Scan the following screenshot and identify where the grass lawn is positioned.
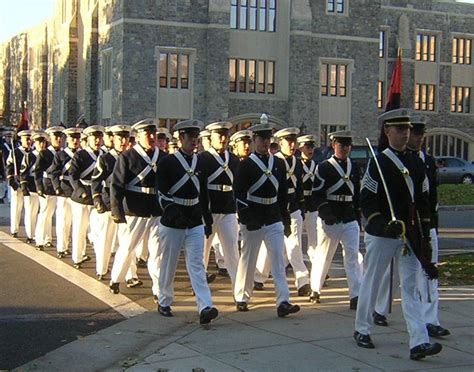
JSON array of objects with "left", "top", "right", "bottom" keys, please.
[
  {"left": 439, "top": 253, "right": 474, "bottom": 286},
  {"left": 438, "top": 184, "right": 474, "bottom": 206}
]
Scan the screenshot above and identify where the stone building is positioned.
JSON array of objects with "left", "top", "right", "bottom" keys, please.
[{"left": 1, "top": 0, "right": 473, "bottom": 160}]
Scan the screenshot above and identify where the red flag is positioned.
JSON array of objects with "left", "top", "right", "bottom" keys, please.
[
  {"left": 17, "top": 107, "right": 29, "bottom": 132},
  {"left": 385, "top": 52, "right": 402, "bottom": 111}
]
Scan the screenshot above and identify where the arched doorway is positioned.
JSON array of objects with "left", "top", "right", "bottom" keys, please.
[{"left": 228, "top": 113, "right": 287, "bottom": 133}]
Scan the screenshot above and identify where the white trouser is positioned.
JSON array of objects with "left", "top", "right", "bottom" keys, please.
[
  {"left": 135, "top": 240, "right": 148, "bottom": 261},
  {"left": 10, "top": 187, "right": 24, "bottom": 234},
  {"left": 255, "top": 211, "right": 309, "bottom": 289},
  {"left": 311, "top": 218, "right": 362, "bottom": 298},
  {"left": 35, "top": 195, "right": 57, "bottom": 245},
  {"left": 93, "top": 211, "right": 117, "bottom": 276},
  {"left": 213, "top": 240, "right": 226, "bottom": 269},
  {"left": 234, "top": 222, "right": 290, "bottom": 306},
  {"left": 304, "top": 210, "right": 318, "bottom": 258},
  {"left": 204, "top": 213, "right": 240, "bottom": 287},
  {"left": 374, "top": 255, "right": 401, "bottom": 316},
  {"left": 111, "top": 216, "right": 160, "bottom": 295},
  {"left": 355, "top": 233, "right": 429, "bottom": 349},
  {"left": 71, "top": 201, "right": 92, "bottom": 264},
  {"left": 23, "top": 193, "right": 40, "bottom": 240},
  {"left": 158, "top": 224, "right": 213, "bottom": 313},
  {"left": 56, "top": 196, "right": 73, "bottom": 253},
  {"left": 88, "top": 209, "right": 102, "bottom": 247}
]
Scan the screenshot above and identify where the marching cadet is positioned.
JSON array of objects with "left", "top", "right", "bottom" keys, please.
[
  {"left": 19, "top": 131, "right": 45, "bottom": 244},
  {"left": 199, "top": 129, "right": 211, "bottom": 152},
  {"left": 34, "top": 126, "right": 64, "bottom": 249},
  {"left": 254, "top": 127, "right": 311, "bottom": 296},
  {"left": 168, "top": 138, "right": 179, "bottom": 154},
  {"left": 230, "top": 129, "right": 253, "bottom": 160},
  {"left": 50, "top": 127, "right": 83, "bottom": 257},
  {"left": 310, "top": 131, "right": 362, "bottom": 308},
  {"left": 101, "top": 127, "right": 113, "bottom": 152},
  {"left": 109, "top": 120, "right": 165, "bottom": 298},
  {"left": 91, "top": 124, "right": 132, "bottom": 281},
  {"left": 233, "top": 119, "right": 300, "bottom": 317},
  {"left": 156, "top": 119, "right": 218, "bottom": 324},
  {"left": 199, "top": 121, "right": 240, "bottom": 288},
  {"left": 297, "top": 134, "right": 319, "bottom": 271},
  {"left": 6, "top": 130, "right": 30, "bottom": 237},
  {"left": 156, "top": 128, "right": 171, "bottom": 153},
  {"left": 354, "top": 109, "right": 441, "bottom": 361},
  {"left": 69, "top": 125, "right": 105, "bottom": 268}
]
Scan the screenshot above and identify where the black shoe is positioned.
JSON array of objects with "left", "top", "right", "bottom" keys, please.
[
  {"left": 26, "top": 238, "right": 34, "bottom": 244},
  {"left": 373, "top": 311, "right": 388, "bottom": 327},
  {"left": 11, "top": 232, "right": 18, "bottom": 238},
  {"left": 137, "top": 258, "right": 147, "bottom": 268},
  {"left": 199, "top": 307, "right": 218, "bottom": 324},
  {"left": 277, "top": 301, "right": 300, "bottom": 317},
  {"left": 57, "top": 252, "right": 66, "bottom": 259},
  {"left": 64, "top": 250, "right": 71, "bottom": 256},
  {"left": 109, "top": 282, "right": 120, "bottom": 294},
  {"left": 96, "top": 273, "right": 106, "bottom": 281},
  {"left": 218, "top": 268, "right": 229, "bottom": 277},
  {"left": 426, "top": 324, "right": 451, "bottom": 338},
  {"left": 297, "top": 283, "right": 311, "bottom": 296},
  {"left": 158, "top": 305, "right": 173, "bottom": 317},
  {"left": 126, "top": 278, "right": 143, "bottom": 288},
  {"left": 73, "top": 263, "right": 82, "bottom": 269},
  {"left": 410, "top": 342, "right": 442, "bottom": 360},
  {"left": 206, "top": 272, "right": 216, "bottom": 283},
  {"left": 236, "top": 302, "right": 249, "bottom": 312},
  {"left": 309, "top": 291, "right": 320, "bottom": 304},
  {"left": 36, "top": 245, "right": 44, "bottom": 251},
  {"left": 82, "top": 255, "right": 91, "bottom": 262},
  {"left": 253, "top": 281, "right": 264, "bottom": 291},
  {"left": 349, "top": 296, "right": 358, "bottom": 310},
  {"left": 353, "top": 331, "right": 375, "bottom": 349},
  {"left": 45, "top": 242, "right": 54, "bottom": 248}
]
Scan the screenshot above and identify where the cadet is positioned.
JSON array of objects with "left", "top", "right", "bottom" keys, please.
[
  {"left": 354, "top": 109, "right": 441, "bottom": 361},
  {"left": 109, "top": 120, "right": 165, "bottom": 298},
  {"left": 6, "top": 130, "right": 30, "bottom": 237},
  {"left": 50, "top": 127, "right": 83, "bottom": 257},
  {"left": 2, "top": 129, "right": 15, "bottom": 203},
  {"left": 310, "top": 131, "right": 362, "bottom": 309},
  {"left": 34, "top": 126, "right": 64, "bottom": 249},
  {"left": 157, "top": 119, "right": 218, "bottom": 324},
  {"left": 233, "top": 119, "right": 300, "bottom": 317},
  {"left": 199, "top": 121, "right": 241, "bottom": 288},
  {"left": 91, "top": 124, "right": 132, "bottom": 281},
  {"left": 199, "top": 129, "right": 211, "bottom": 152},
  {"left": 156, "top": 128, "right": 172, "bottom": 153},
  {"left": 230, "top": 130, "right": 253, "bottom": 160},
  {"left": 69, "top": 125, "right": 105, "bottom": 268},
  {"left": 20, "top": 131, "right": 45, "bottom": 244},
  {"left": 297, "top": 135, "right": 319, "bottom": 268}
]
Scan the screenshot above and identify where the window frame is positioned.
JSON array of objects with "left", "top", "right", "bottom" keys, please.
[
  {"left": 415, "top": 32, "right": 437, "bottom": 62},
  {"left": 157, "top": 50, "right": 191, "bottom": 90},
  {"left": 452, "top": 35, "right": 473, "bottom": 65},
  {"left": 451, "top": 86, "right": 471, "bottom": 114},
  {"left": 414, "top": 83, "right": 436, "bottom": 112},
  {"left": 101, "top": 49, "right": 113, "bottom": 92},
  {"left": 327, "top": 0, "right": 347, "bottom": 15},
  {"left": 320, "top": 62, "right": 348, "bottom": 98},
  {"left": 230, "top": 0, "right": 276, "bottom": 32},
  {"left": 229, "top": 57, "right": 276, "bottom": 95}
]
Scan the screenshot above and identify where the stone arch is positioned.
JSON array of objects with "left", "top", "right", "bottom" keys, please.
[{"left": 425, "top": 127, "right": 474, "bottom": 160}]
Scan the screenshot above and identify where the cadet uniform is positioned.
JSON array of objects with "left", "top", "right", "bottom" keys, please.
[
  {"left": 310, "top": 131, "right": 362, "bottom": 308},
  {"left": 199, "top": 121, "right": 240, "bottom": 287},
  {"left": 34, "top": 126, "right": 64, "bottom": 249},
  {"left": 2, "top": 131, "right": 15, "bottom": 202},
  {"left": 157, "top": 119, "right": 218, "bottom": 324},
  {"left": 233, "top": 119, "right": 300, "bottom": 317},
  {"left": 6, "top": 131, "right": 30, "bottom": 237},
  {"left": 109, "top": 120, "right": 165, "bottom": 297},
  {"left": 69, "top": 125, "right": 105, "bottom": 267},
  {"left": 354, "top": 109, "right": 441, "bottom": 360},
  {"left": 50, "top": 128, "right": 83, "bottom": 257}
]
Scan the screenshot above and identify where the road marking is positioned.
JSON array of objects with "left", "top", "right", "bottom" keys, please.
[{"left": 0, "top": 231, "right": 148, "bottom": 318}]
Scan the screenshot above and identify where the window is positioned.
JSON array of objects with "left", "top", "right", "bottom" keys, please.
[
  {"left": 159, "top": 52, "right": 190, "bottom": 89},
  {"left": 229, "top": 58, "right": 275, "bottom": 94},
  {"left": 101, "top": 50, "right": 112, "bottom": 91},
  {"left": 230, "top": 0, "right": 276, "bottom": 32},
  {"left": 452, "top": 37, "right": 472, "bottom": 65},
  {"left": 377, "top": 81, "right": 384, "bottom": 109},
  {"left": 321, "top": 63, "right": 347, "bottom": 97},
  {"left": 451, "top": 86, "right": 471, "bottom": 113},
  {"left": 327, "top": 0, "right": 345, "bottom": 14},
  {"left": 379, "top": 31, "right": 385, "bottom": 58},
  {"left": 416, "top": 34, "right": 436, "bottom": 62},
  {"left": 414, "top": 83, "right": 436, "bottom": 111},
  {"left": 426, "top": 134, "right": 469, "bottom": 160}
]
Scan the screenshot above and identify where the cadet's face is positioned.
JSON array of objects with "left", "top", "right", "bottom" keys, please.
[
  {"left": 236, "top": 138, "right": 251, "bottom": 158},
  {"left": 300, "top": 144, "right": 315, "bottom": 159},
  {"left": 280, "top": 137, "right": 296, "bottom": 155},
  {"left": 200, "top": 136, "right": 211, "bottom": 151},
  {"left": 113, "top": 134, "right": 129, "bottom": 152},
  {"left": 103, "top": 133, "right": 113, "bottom": 148},
  {"left": 180, "top": 131, "right": 199, "bottom": 154},
  {"left": 20, "top": 136, "right": 31, "bottom": 148},
  {"left": 156, "top": 135, "right": 168, "bottom": 151},
  {"left": 385, "top": 125, "right": 410, "bottom": 151},
  {"left": 35, "top": 139, "right": 47, "bottom": 151},
  {"left": 137, "top": 130, "right": 156, "bottom": 150},
  {"left": 408, "top": 130, "right": 425, "bottom": 151},
  {"left": 67, "top": 135, "right": 81, "bottom": 149},
  {"left": 50, "top": 133, "right": 63, "bottom": 148},
  {"left": 87, "top": 133, "right": 103, "bottom": 151},
  {"left": 254, "top": 135, "right": 270, "bottom": 154},
  {"left": 210, "top": 131, "right": 229, "bottom": 152},
  {"left": 332, "top": 141, "right": 351, "bottom": 160}
]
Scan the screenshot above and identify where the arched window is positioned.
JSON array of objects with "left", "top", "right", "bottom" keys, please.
[{"left": 425, "top": 132, "right": 470, "bottom": 160}]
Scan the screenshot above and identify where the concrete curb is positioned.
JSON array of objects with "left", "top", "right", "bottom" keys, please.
[{"left": 439, "top": 204, "right": 474, "bottom": 211}]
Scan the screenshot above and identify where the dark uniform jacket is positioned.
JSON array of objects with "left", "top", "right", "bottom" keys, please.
[
  {"left": 91, "top": 149, "right": 120, "bottom": 211},
  {"left": 111, "top": 145, "right": 165, "bottom": 218},
  {"left": 198, "top": 148, "right": 239, "bottom": 214},
  {"left": 300, "top": 158, "right": 318, "bottom": 213},
  {"left": 234, "top": 152, "right": 289, "bottom": 229},
  {"left": 50, "top": 147, "right": 77, "bottom": 197},
  {"left": 6, "top": 147, "right": 28, "bottom": 189},
  {"left": 19, "top": 150, "right": 38, "bottom": 193},
  {"left": 69, "top": 147, "right": 103, "bottom": 205},
  {"left": 275, "top": 152, "right": 305, "bottom": 214},
  {"left": 157, "top": 149, "right": 211, "bottom": 229},
  {"left": 34, "top": 146, "right": 58, "bottom": 195},
  {"left": 313, "top": 155, "right": 360, "bottom": 224}
]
